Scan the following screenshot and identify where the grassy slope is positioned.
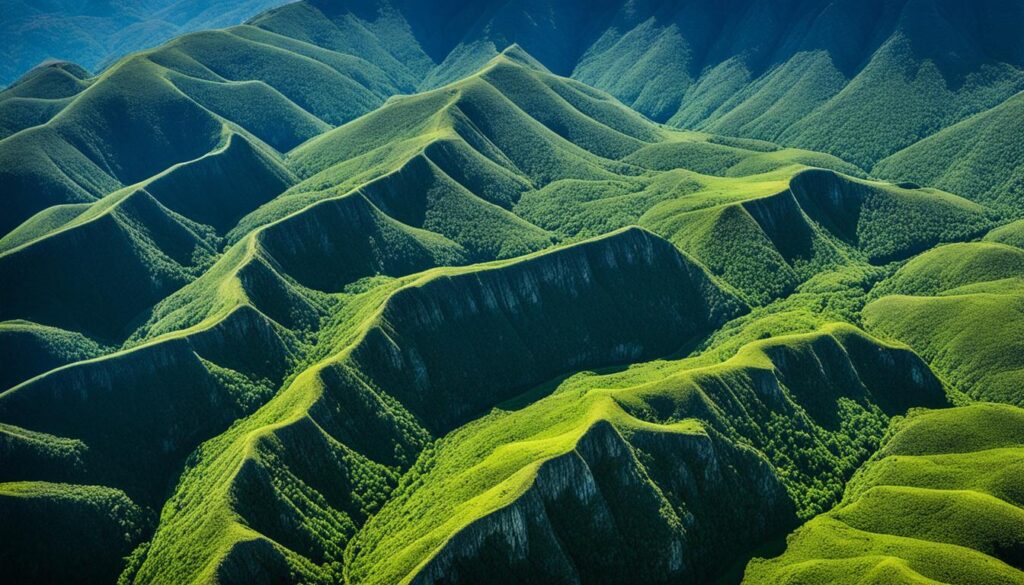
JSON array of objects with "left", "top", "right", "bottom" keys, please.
[
  {"left": 874, "top": 91, "right": 1024, "bottom": 216},
  {"left": 985, "top": 220, "right": 1024, "bottom": 249},
  {"left": 0, "top": 17, "right": 426, "bottom": 237},
  {"left": 0, "top": 35, "right": 1013, "bottom": 585},
  {"left": 864, "top": 242, "right": 1024, "bottom": 406},
  {"left": 788, "top": 169, "right": 994, "bottom": 263},
  {"left": 635, "top": 167, "right": 992, "bottom": 305},
  {"left": 744, "top": 404, "right": 1024, "bottom": 584},
  {"left": 0, "top": 62, "right": 91, "bottom": 138},
  {"left": 347, "top": 323, "right": 949, "bottom": 585},
  {"left": 132, "top": 227, "right": 743, "bottom": 585}
]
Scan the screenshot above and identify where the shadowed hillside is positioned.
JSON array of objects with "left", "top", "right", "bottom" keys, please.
[
  {"left": 347, "top": 324, "right": 948, "bottom": 585},
  {"left": 0, "top": 321, "right": 108, "bottom": 391}
]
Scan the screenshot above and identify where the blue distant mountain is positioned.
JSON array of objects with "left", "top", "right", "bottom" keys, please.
[{"left": 1, "top": 0, "right": 290, "bottom": 85}]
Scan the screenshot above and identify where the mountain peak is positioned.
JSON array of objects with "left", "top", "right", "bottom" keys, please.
[{"left": 491, "top": 43, "right": 550, "bottom": 73}]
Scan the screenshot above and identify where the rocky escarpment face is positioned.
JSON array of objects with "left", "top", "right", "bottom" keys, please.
[
  {"left": 351, "top": 227, "right": 744, "bottom": 433},
  {"left": 346, "top": 323, "right": 951, "bottom": 585},
  {"left": 407, "top": 421, "right": 794, "bottom": 585},
  {"left": 788, "top": 169, "right": 992, "bottom": 263},
  {"left": 0, "top": 305, "right": 294, "bottom": 505}
]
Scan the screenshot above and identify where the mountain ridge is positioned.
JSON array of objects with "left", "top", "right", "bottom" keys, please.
[{"left": 1, "top": 5, "right": 1023, "bottom": 584}]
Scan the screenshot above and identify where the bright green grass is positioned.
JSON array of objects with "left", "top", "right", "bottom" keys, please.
[
  {"left": 872, "top": 242, "right": 1024, "bottom": 298},
  {"left": 744, "top": 404, "right": 1024, "bottom": 585},
  {"left": 985, "top": 219, "right": 1024, "bottom": 249},
  {"left": 865, "top": 243, "right": 1024, "bottom": 405}
]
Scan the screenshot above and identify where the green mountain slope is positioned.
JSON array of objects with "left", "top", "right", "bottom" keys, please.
[
  {"left": 0, "top": 481, "right": 153, "bottom": 585},
  {"left": 6, "top": 0, "right": 1019, "bottom": 236},
  {"left": 0, "top": 321, "right": 108, "bottom": 391},
  {"left": 0, "top": 188, "right": 220, "bottom": 341},
  {"left": 0, "top": 19, "right": 1018, "bottom": 585},
  {"left": 874, "top": 91, "right": 1024, "bottom": 215},
  {"left": 347, "top": 324, "right": 948, "bottom": 585},
  {"left": 986, "top": 220, "right": 1024, "bottom": 249},
  {"left": 0, "top": 19, "right": 429, "bottom": 235},
  {"left": 0, "top": 62, "right": 92, "bottom": 138},
  {"left": 239, "top": 0, "right": 1024, "bottom": 171},
  {"left": 638, "top": 168, "right": 992, "bottom": 304},
  {"left": 744, "top": 404, "right": 1024, "bottom": 584},
  {"left": 131, "top": 228, "right": 743, "bottom": 585},
  {"left": 864, "top": 242, "right": 1024, "bottom": 406}
]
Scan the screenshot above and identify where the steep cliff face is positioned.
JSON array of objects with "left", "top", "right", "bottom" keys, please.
[
  {"left": 352, "top": 227, "right": 744, "bottom": 432},
  {"left": 346, "top": 323, "right": 949, "bottom": 585},
  {"left": 0, "top": 482, "right": 153, "bottom": 585},
  {"left": 740, "top": 190, "right": 821, "bottom": 265},
  {"left": 411, "top": 421, "right": 793, "bottom": 585},
  {"left": 0, "top": 305, "right": 297, "bottom": 505},
  {"left": 789, "top": 169, "right": 992, "bottom": 263},
  {"left": 0, "top": 190, "right": 218, "bottom": 341}
]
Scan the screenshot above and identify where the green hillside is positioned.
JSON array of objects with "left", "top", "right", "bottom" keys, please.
[
  {"left": 864, "top": 242, "right": 1024, "bottom": 406},
  {"left": 986, "top": 220, "right": 1024, "bottom": 249},
  {"left": 745, "top": 404, "right": 1024, "bottom": 584},
  {"left": 874, "top": 92, "right": 1024, "bottom": 216},
  {"left": 241, "top": 0, "right": 1024, "bottom": 170},
  {"left": 0, "top": 62, "right": 92, "bottom": 138},
  {"left": 0, "top": 188, "right": 220, "bottom": 341},
  {"left": 131, "top": 228, "right": 744, "bottom": 585},
  {"left": 0, "top": 5, "right": 1021, "bottom": 584},
  {"left": 346, "top": 323, "right": 948, "bottom": 584},
  {"left": 0, "top": 20, "right": 428, "bottom": 235},
  {"left": 0, "top": 481, "right": 153, "bottom": 585}
]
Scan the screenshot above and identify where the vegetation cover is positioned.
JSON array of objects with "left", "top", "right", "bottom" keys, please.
[
  {"left": 0, "top": 1, "right": 1022, "bottom": 584},
  {"left": 745, "top": 404, "right": 1024, "bottom": 584}
]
